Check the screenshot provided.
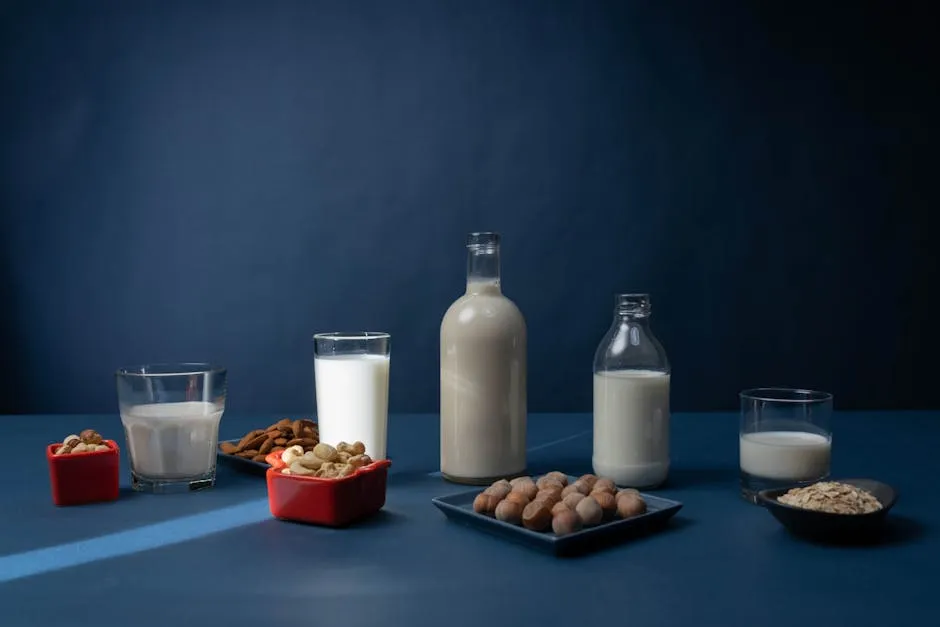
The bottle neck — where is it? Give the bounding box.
[465,232,501,294]
[613,293,651,322]
[466,247,501,294]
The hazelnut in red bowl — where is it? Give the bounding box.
[46,430,120,507]
[266,441,391,527]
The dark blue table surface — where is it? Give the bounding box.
[1,412,937,626]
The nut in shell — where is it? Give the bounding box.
[512,481,538,501]
[521,501,553,531]
[577,474,598,490]
[571,480,592,495]
[592,478,616,495]
[535,487,562,506]
[484,481,512,500]
[504,491,530,507]
[543,471,569,486]
[552,509,583,536]
[473,493,501,516]
[79,429,103,445]
[495,500,524,525]
[592,490,618,517]
[536,476,563,491]
[562,492,586,509]
[616,493,647,519]
[551,501,570,516]
[575,495,603,527]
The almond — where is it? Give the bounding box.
[251,454,267,463]
[273,437,288,446]
[286,437,318,449]
[240,433,268,451]
[291,420,304,439]
[258,437,275,454]
[219,442,238,455]
[235,430,264,451]
[238,449,259,458]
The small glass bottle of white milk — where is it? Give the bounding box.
[592,293,670,489]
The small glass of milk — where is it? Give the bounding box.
[739,388,833,503]
[116,363,227,493]
[314,332,391,460]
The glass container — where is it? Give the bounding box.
[592,294,670,488]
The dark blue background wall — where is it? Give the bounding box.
[1,1,936,415]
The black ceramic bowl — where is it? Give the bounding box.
[757,478,897,543]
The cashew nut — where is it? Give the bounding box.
[289,460,316,476]
[297,451,323,469]
[313,443,338,462]
[281,445,304,465]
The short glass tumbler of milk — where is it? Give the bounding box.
[116,363,227,493]
[314,332,390,460]
[593,293,671,489]
[739,388,833,503]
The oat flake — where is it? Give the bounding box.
[777,481,883,515]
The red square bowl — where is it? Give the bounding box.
[266,459,392,527]
[46,440,121,507]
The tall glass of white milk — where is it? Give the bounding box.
[116,363,227,493]
[739,388,833,503]
[314,332,390,460]
[592,294,671,489]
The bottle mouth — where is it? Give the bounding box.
[615,293,651,315]
[466,232,500,252]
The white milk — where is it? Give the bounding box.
[593,369,670,488]
[120,401,223,479]
[739,431,831,480]
[315,354,390,460]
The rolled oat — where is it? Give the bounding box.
[777,481,883,515]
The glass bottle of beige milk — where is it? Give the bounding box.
[593,293,670,488]
[440,232,527,484]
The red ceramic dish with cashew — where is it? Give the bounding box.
[266,459,392,527]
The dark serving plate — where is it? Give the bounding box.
[432,478,683,556]
[757,478,897,542]
[216,439,270,476]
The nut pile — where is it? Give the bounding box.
[219,419,319,463]
[276,441,374,479]
[473,471,648,536]
[54,430,110,455]
[777,481,883,515]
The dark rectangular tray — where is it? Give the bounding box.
[216,438,270,476]
[432,479,683,556]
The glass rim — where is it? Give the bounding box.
[115,363,227,378]
[313,332,390,341]
[739,387,833,403]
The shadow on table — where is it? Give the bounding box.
[787,515,928,549]
[269,509,408,531]
[556,515,697,559]
[116,468,265,498]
